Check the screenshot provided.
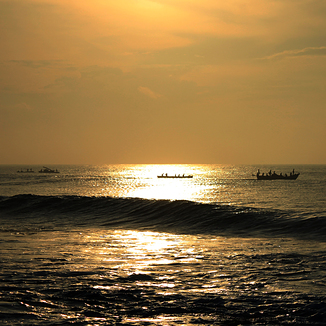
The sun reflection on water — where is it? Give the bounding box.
[128,178,198,200]
[84,230,190,272]
[115,164,207,201]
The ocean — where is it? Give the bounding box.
[0,164,325,325]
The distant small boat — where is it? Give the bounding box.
[255,169,299,180]
[157,174,193,179]
[17,168,34,173]
[39,166,60,174]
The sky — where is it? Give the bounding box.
[1,0,325,164]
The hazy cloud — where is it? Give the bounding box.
[138,86,162,99]
[1,0,326,163]
[263,46,326,60]
[9,60,62,69]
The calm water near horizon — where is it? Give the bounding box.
[1,164,325,325]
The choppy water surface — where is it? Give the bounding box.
[0,164,325,325]
[1,228,326,325]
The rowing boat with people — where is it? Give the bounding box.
[255,169,299,180]
[157,174,193,179]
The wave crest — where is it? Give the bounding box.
[0,195,325,240]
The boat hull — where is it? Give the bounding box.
[157,175,193,179]
[39,166,60,173]
[257,173,299,180]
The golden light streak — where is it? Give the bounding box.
[120,164,203,201]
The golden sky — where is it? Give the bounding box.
[1,0,326,164]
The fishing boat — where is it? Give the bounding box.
[17,168,34,173]
[157,174,193,179]
[256,169,299,180]
[39,166,60,173]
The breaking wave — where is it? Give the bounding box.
[0,194,325,240]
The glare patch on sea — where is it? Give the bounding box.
[100,164,210,201]
[84,230,198,272]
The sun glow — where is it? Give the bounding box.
[128,179,197,201]
[84,230,186,271]
[122,164,203,201]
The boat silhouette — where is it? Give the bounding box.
[17,168,34,173]
[157,173,193,179]
[39,166,60,173]
[256,169,299,180]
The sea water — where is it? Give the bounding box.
[0,164,325,325]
